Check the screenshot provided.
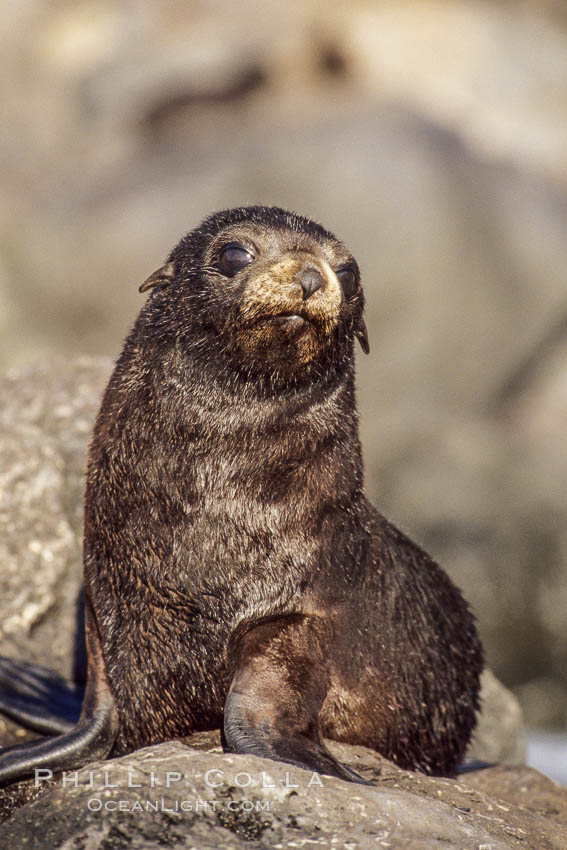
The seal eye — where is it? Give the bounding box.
[335,265,357,298]
[218,243,254,277]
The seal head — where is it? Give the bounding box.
[140,206,369,389]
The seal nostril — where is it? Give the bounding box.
[300,268,323,300]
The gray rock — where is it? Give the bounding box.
[467,669,526,765]
[0,359,111,681]
[0,738,565,849]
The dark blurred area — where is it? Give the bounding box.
[1,0,566,732]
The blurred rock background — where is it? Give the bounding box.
[0,0,566,750]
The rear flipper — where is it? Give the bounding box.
[224,614,372,786]
[0,656,83,735]
[0,597,118,785]
[0,701,116,785]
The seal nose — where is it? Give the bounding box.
[300,267,323,300]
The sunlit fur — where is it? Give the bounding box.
[79,206,482,775]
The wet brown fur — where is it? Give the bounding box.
[79,205,482,777]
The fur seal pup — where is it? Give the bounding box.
[0,206,483,785]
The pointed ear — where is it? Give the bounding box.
[354,318,370,354]
[138,261,176,293]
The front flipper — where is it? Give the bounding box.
[0,596,118,785]
[224,614,371,786]
[0,657,83,735]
